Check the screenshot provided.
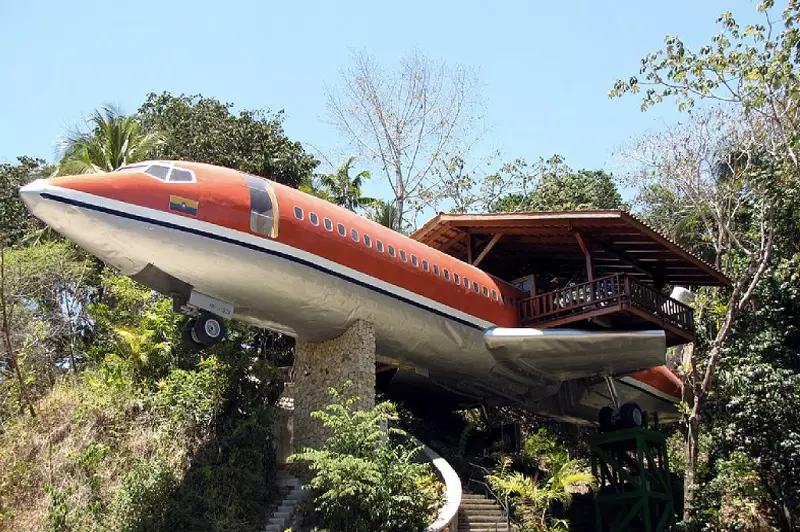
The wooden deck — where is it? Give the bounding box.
[517,274,695,346]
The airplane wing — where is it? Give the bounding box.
[483,327,666,382]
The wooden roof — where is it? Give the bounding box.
[411,210,729,287]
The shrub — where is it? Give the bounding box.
[289,385,441,532]
[108,458,177,532]
[154,356,228,435]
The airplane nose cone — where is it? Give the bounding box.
[19,178,49,213]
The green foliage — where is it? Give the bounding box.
[44,485,71,532]
[108,458,177,532]
[490,155,624,213]
[289,385,441,532]
[155,356,228,433]
[318,156,376,211]
[486,429,595,532]
[137,92,318,188]
[0,156,53,246]
[58,105,164,175]
[86,271,182,379]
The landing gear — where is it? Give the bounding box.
[180,312,227,350]
[600,376,646,431]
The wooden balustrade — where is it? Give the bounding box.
[516,274,695,335]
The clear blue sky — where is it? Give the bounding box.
[0,0,756,203]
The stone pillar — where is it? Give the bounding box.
[290,320,376,450]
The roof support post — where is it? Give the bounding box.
[574,231,594,281]
[466,230,473,264]
[473,233,503,268]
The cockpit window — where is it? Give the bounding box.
[168,168,194,182]
[244,174,279,238]
[145,165,170,180]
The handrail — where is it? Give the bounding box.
[517,274,694,333]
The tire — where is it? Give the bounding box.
[620,403,644,429]
[599,406,615,432]
[192,313,227,347]
[181,318,204,351]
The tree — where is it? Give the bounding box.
[327,49,481,228]
[365,200,401,232]
[610,2,800,519]
[288,385,441,532]
[58,105,164,175]
[490,155,625,212]
[319,156,376,211]
[0,157,52,246]
[137,92,318,188]
[621,108,781,521]
[486,429,596,532]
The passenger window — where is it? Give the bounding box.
[294,207,304,220]
[422,260,429,272]
[454,273,460,284]
[168,168,194,182]
[324,218,333,231]
[501,294,506,305]
[145,165,170,180]
[411,255,418,267]
[376,240,384,253]
[443,269,450,281]
[433,264,440,276]
[464,277,470,288]
[364,234,372,248]
[473,281,480,293]
[483,286,489,297]
[399,250,407,262]
[388,245,396,257]
[351,228,359,242]
[492,290,499,301]
[337,223,346,237]
[309,212,319,226]
[244,174,279,238]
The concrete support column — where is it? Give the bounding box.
[288,319,376,450]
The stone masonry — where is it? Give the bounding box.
[287,319,376,450]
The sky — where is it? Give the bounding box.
[0,0,758,204]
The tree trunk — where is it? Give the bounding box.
[683,409,701,521]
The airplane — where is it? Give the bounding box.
[19,160,685,429]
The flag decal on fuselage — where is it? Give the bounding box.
[169,195,198,216]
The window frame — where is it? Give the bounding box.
[337,223,346,237]
[324,218,333,231]
[351,228,359,242]
[294,206,304,221]
[422,260,429,272]
[309,212,319,226]
[364,234,372,248]
[376,240,384,253]
[443,269,450,281]
[454,273,460,284]
[411,254,419,268]
[167,167,196,183]
[433,264,440,276]
[245,173,280,238]
[482,286,489,297]
[399,250,407,262]
[473,281,480,293]
[388,244,396,257]
[492,289,499,301]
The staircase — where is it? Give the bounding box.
[458,492,509,532]
[264,468,307,532]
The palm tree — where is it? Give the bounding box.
[320,156,376,211]
[57,105,164,175]
[365,199,401,232]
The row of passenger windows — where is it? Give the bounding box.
[293,206,516,306]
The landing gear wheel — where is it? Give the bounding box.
[192,313,227,347]
[620,402,644,429]
[181,318,204,351]
[599,406,616,432]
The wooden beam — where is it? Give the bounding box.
[598,242,657,279]
[472,233,503,267]
[574,231,594,281]
[466,230,473,264]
